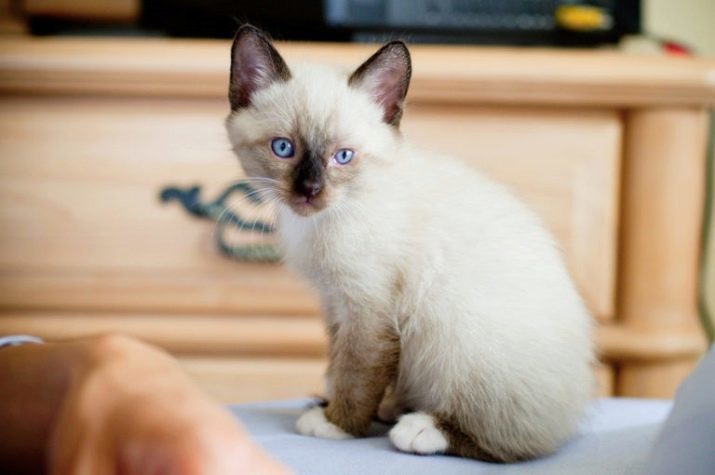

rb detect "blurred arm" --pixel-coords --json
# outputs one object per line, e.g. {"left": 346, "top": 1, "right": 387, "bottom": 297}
{"left": 0, "top": 335, "right": 289, "bottom": 474}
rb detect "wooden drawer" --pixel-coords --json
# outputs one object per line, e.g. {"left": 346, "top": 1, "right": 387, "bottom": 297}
{"left": 0, "top": 97, "right": 619, "bottom": 321}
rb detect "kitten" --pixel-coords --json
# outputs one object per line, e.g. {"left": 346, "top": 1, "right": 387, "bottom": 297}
{"left": 225, "top": 25, "right": 594, "bottom": 462}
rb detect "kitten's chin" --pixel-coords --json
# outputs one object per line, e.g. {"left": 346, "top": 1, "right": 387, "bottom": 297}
{"left": 287, "top": 196, "right": 327, "bottom": 217}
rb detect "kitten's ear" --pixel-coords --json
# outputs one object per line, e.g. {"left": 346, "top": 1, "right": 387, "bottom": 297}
{"left": 229, "top": 25, "right": 291, "bottom": 111}
{"left": 349, "top": 41, "right": 412, "bottom": 127}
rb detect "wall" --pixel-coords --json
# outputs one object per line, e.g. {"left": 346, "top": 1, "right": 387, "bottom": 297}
{"left": 644, "top": 0, "right": 715, "bottom": 56}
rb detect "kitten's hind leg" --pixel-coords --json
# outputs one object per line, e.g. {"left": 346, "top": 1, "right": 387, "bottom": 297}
{"left": 376, "top": 382, "right": 406, "bottom": 423}
{"left": 389, "top": 412, "right": 500, "bottom": 461}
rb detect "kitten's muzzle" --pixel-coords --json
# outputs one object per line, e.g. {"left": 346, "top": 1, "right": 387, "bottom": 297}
{"left": 292, "top": 149, "right": 325, "bottom": 200}
{"left": 288, "top": 192, "right": 326, "bottom": 216}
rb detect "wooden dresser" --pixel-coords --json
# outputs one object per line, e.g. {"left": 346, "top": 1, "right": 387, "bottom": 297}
{"left": 1, "top": 38, "right": 714, "bottom": 401}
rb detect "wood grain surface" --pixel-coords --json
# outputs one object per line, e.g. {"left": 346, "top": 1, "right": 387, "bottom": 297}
{"left": 0, "top": 96, "right": 620, "bottom": 320}
{"left": 1, "top": 37, "right": 714, "bottom": 106}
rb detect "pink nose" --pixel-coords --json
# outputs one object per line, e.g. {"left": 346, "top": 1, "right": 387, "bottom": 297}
{"left": 298, "top": 179, "right": 322, "bottom": 199}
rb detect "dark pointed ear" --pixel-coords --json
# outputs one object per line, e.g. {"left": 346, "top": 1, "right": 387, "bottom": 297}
{"left": 229, "top": 25, "right": 291, "bottom": 111}
{"left": 348, "top": 41, "right": 412, "bottom": 127}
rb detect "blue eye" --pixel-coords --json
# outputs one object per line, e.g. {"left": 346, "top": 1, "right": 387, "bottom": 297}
{"left": 270, "top": 138, "right": 295, "bottom": 158}
{"left": 333, "top": 148, "right": 355, "bottom": 165}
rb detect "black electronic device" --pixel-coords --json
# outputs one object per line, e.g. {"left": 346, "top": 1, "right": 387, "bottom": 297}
{"left": 32, "top": 0, "right": 641, "bottom": 46}
{"left": 323, "top": 0, "right": 640, "bottom": 45}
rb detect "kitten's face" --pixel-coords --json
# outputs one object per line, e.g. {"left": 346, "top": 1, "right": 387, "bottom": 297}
{"left": 226, "top": 65, "right": 380, "bottom": 216}
{"left": 225, "top": 26, "right": 411, "bottom": 217}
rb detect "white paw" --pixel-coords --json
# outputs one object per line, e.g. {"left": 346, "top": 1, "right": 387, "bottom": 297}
{"left": 295, "top": 406, "right": 352, "bottom": 440}
{"left": 389, "top": 412, "right": 449, "bottom": 455}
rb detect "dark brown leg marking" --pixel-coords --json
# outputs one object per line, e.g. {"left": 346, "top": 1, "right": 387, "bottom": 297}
{"left": 435, "top": 414, "right": 504, "bottom": 463}
{"left": 324, "top": 326, "right": 400, "bottom": 436}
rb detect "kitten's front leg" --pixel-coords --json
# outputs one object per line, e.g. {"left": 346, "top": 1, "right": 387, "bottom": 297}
{"left": 297, "top": 316, "right": 399, "bottom": 439}
{"left": 319, "top": 297, "right": 342, "bottom": 402}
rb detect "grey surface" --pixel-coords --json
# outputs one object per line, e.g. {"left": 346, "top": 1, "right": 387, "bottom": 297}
{"left": 230, "top": 398, "right": 672, "bottom": 475}
{"left": 643, "top": 345, "right": 715, "bottom": 475}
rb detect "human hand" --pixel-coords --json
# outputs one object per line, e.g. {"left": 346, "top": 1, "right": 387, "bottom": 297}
{"left": 0, "top": 334, "right": 289, "bottom": 474}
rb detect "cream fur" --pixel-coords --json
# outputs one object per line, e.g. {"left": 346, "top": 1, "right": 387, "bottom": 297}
{"left": 390, "top": 413, "right": 449, "bottom": 455}
{"left": 226, "top": 56, "right": 594, "bottom": 461}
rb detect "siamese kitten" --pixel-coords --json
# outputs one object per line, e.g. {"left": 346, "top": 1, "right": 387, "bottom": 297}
{"left": 225, "top": 25, "right": 594, "bottom": 462}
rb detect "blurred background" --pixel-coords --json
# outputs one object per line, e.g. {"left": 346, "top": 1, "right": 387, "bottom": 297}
{"left": 1, "top": 0, "right": 714, "bottom": 52}
{"left": 0, "top": 1, "right": 714, "bottom": 403}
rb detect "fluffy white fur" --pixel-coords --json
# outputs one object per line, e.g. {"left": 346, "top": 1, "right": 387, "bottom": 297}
{"left": 390, "top": 412, "right": 449, "bottom": 455}
{"left": 296, "top": 406, "right": 352, "bottom": 440}
{"left": 227, "top": 46, "right": 594, "bottom": 461}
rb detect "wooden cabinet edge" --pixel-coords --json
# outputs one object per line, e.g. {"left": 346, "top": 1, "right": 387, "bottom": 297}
{"left": 0, "top": 313, "right": 328, "bottom": 357}
{"left": 1, "top": 38, "right": 714, "bottom": 107}
{"left": 178, "top": 355, "right": 613, "bottom": 402}
{"left": 0, "top": 312, "right": 706, "bottom": 362}
{"left": 596, "top": 324, "right": 707, "bottom": 362}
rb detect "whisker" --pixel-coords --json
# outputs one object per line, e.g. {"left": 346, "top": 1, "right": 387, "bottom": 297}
{"left": 214, "top": 185, "right": 276, "bottom": 235}
{"left": 210, "top": 182, "right": 282, "bottom": 261}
